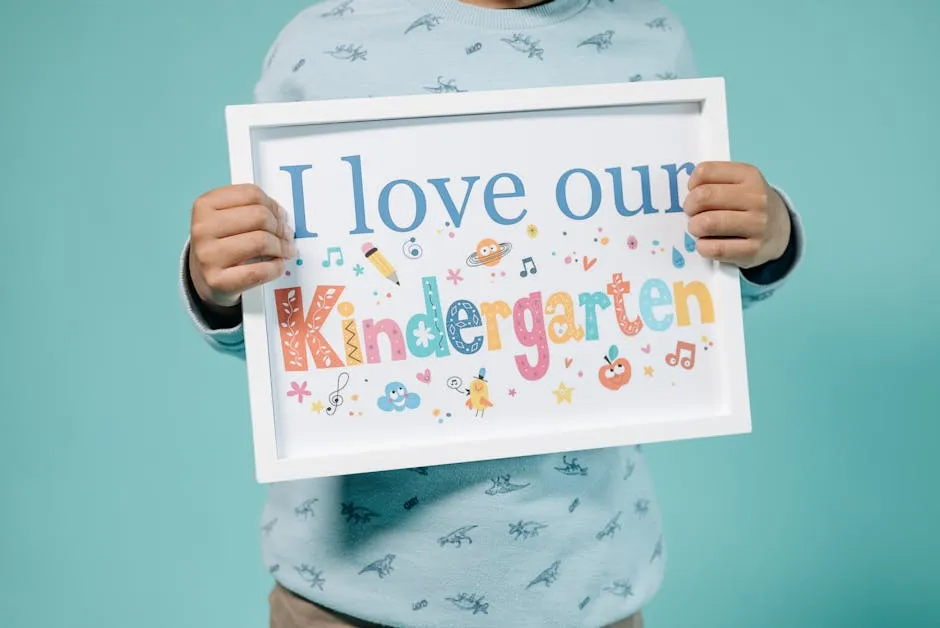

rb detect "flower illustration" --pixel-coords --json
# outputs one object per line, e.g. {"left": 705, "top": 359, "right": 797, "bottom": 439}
{"left": 288, "top": 381, "right": 311, "bottom": 404}
{"left": 446, "top": 268, "right": 464, "bottom": 286}
{"left": 413, "top": 321, "right": 435, "bottom": 348}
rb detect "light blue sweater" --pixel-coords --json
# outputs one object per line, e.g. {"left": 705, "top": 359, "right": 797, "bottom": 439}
{"left": 179, "top": 1, "right": 804, "bottom": 626}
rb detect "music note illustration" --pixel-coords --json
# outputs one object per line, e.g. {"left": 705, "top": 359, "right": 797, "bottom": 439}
{"left": 321, "top": 246, "right": 344, "bottom": 268}
{"left": 325, "top": 371, "right": 351, "bottom": 416}
{"left": 665, "top": 341, "right": 696, "bottom": 370}
{"left": 519, "top": 256, "right": 538, "bottom": 278}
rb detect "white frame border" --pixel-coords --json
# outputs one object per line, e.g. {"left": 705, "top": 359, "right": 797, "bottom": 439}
{"left": 225, "top": 77, "right": 750, "bottom": 483}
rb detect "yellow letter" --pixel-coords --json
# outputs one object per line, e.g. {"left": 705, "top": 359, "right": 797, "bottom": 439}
{"left": 673, "top": 281, "right": 715, "bottom": 326}
{"left": 479, "top": 301, "right": 511, "bottom": 350}
{"left": 545, "top": 291, "right": 585, "bottom": 344}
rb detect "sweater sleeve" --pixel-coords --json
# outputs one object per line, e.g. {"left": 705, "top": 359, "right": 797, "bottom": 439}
{"left": 178, "top": 239, "right": 246, "bottom": 359}
{"left": 738, "top": 185, "right": 805, "bottom": 309}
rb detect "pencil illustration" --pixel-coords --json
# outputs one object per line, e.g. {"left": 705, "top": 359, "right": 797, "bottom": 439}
{"left": 361, "top": 242, "right": 400, "bottom": 285}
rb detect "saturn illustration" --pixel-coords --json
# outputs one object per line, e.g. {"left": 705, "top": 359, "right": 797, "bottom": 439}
{"left": 466, "top": 238, "right": 513, "bottom": 268}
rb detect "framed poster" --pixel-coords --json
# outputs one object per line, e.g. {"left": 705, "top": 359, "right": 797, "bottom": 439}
{"left": 225, "top": 77, "right": 750, "bottom": 483}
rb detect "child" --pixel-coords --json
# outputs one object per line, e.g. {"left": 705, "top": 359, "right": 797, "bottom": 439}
{"left": 180, "top": 1, "right": 803, "bottom": 626}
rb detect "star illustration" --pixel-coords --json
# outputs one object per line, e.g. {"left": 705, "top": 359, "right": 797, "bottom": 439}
{"left": 353, "top": 264, "right": 365, "bottom": 277}
{"left": 508, "top": 388, "right": 517, "bottom": 397}
{"left": 644, "top": 366, "right": 654, "bottom": 377}
{"left": 553, "top": 382, "right": 574, "bottom": 404}
{"left": 311, "top": 400, "right": 324, "bottom": 413}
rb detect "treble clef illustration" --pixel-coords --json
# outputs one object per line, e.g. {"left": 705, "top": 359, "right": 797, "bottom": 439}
{"left": 325, "top": 372, "right": 351, "bottom": 416}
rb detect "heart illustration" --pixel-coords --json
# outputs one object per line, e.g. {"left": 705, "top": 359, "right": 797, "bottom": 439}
{"left": 416, "top": 369, "right": 432, "bottom": 384}
{"left": 641, "top": 344, "right": 651, "bottom": 354}
{"left": 582, "top": 256, "right": 598, "bottom": 271}
{"left": 565, "top": 358, "right": 574, "bottom": 368}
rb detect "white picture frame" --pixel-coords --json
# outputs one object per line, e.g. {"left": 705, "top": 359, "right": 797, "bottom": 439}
{"left": 225, "top": 77, "right": 750, "bottom": 483}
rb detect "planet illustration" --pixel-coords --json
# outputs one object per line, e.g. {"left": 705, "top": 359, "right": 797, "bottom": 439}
{"left": 466, "top": 238, "right": 513, "bottom": 268}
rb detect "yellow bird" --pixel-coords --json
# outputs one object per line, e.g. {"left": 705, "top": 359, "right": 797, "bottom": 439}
{"left": 466, "top": 368, "right": 494, "bottom": 417}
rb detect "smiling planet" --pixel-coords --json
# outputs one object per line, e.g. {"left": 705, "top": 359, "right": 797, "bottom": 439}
{"left": 466, "top": 238, "right": 512, "bottom": 268}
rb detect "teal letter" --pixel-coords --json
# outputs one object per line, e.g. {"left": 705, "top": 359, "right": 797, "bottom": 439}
{"left": 639, "top": 279, "right": 674, "bottom": 331}
{"left": 406, "top": 276, "right": 450, "bottom": 358}
{"left": 578, "top": 292, "right": 612, "bottom": 341}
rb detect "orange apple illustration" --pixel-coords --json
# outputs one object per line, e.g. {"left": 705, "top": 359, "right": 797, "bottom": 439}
{"left": 599, "top": 344, "right": 631, "bottom": 391}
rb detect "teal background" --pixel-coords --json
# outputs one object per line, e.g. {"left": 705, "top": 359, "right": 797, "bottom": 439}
{"left": 1, "top": 0, "right": 937, "bottom": 626}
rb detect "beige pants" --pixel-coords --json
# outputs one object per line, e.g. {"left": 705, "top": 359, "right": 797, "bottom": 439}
{"left": 270, "top": 583, "right": 644, "bottom": 628}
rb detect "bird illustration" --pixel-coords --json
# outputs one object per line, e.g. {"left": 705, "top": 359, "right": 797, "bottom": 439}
{"left": 465, "top": 368, "right": 493, "bottom": 417}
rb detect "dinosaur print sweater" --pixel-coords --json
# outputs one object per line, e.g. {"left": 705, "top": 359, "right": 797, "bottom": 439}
{"left": 179, "top": 1, "right": 804, "bottom": 625}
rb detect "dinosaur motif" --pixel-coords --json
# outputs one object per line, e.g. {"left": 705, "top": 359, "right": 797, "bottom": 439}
{"left": 554, "top": 455, "right": 588, "bottom": 476}
{"left": 438, "top": 525, "right": 478, "bottom": 548}
{"left": 324, "top": 44, "right": 367, "bottom": 62}
{"left": 359, "top": 554, "right": 396, "bottom": 578}
{"left": 405, "top": 13, "right": 442, "bottom": 34}
{"left": 508, "top": 520, "right": 548, "bottom": 541}
{"left": 295, "top": 564, "right": 326, "bottom": 590}
{"left": 445, "top": 593, "right": 489, "bottom": 615}
{"left": 485, "top": 474, "right": 530, "bottom": 495}
{"left": 321, "top": 0, "right": 354, "bottom": 17}
{"left": 294, "top": 498, "right": 318, "bottom": 520}
{"left": 604, "top": 579, "right": 634, "bottom": 598}
{"left": 260, "top": 517, "right": 278, "bottom": 535}
{"left": 424, "top": 76, "right": 465, "bottom": 94}
{"left": 501, "top": 33, "right": 544, "bottom": 60}
{"left": 341, "top": 502, "right": 380, "bottom": 524}
{"left": 527, "top": 560, "right": 561, "bottom": 589}
{"left": 578, "top": 30, "right": 615, "bottom": 52}
{"left": 595, "top": 511, "right": 623, "bottom": 541}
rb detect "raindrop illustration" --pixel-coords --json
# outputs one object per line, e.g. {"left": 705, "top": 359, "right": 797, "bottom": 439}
{"left": 684, "top": 232, "right": 696, "bottom": 253}
{"left": 672, "top": 247, "right": 685, "bottom": 269}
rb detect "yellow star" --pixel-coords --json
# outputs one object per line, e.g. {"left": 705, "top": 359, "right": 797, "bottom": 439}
{"left": 553, "top": 382, "right": 574, "bottom": 404}
{"left": 310, "top": 400, "right": 324, "bottom": 413}
{"left": 644, "top": 366, "right": 654, "bottom": 377}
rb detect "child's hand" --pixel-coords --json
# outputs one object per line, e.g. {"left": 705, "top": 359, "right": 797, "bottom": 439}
{"left": 188, "top": 184, "right": 296, "bottom": 310}
{"left": 684, "top": 162, "right": 792, "bottom": 269}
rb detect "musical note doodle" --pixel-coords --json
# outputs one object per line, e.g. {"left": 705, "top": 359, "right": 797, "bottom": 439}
{"left": 321, "top": 246, "right": 344, "bottom": 268}
{"left": 325, "top": 371, "right": 351, "bottom": 415}
{"left": 519, "top": 256, "right": 538, "bottom": 278}
{"left": 665, "top": 341, "right": 696, "bottom": 370}
{"left": 446, "top": 376, "right": 465, "bottom": 394}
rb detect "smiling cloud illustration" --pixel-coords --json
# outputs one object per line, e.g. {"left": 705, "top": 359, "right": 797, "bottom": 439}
{"left": 377, "top": 381, "right": 422, "bottom": 412}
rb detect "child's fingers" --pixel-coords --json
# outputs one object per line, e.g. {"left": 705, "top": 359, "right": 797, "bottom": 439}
{"left": 214, "top": 231, "right": 297, "bottom": 268}
{"left": 208, "top": 203, "right": 294, "bottom": 241}
{"left": 688, "top": 161, "right": 759, "bottom": 189}
{"left": 208, "top": 259, "right": 286, "bottom": 295}
{"left": 695, "top": 237, "right": 761, "bottom": 265}
{"left": 688, "top": 210, "right": 766, "bottom": 239}
{"left": 683, "top": 184, "right": 766, "bottom": 216}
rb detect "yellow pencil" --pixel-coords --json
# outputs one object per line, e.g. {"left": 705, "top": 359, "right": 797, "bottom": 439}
{"left": 361, "top": 242, "right": 400, "bottom": 285}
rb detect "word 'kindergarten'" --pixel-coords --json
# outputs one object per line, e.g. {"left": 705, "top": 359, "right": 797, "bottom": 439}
{"left": 279, "top": 156, "right": 696, "bottom": 237}
{"left": 274, "top": 274, "right": 715, "bottom": 382}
